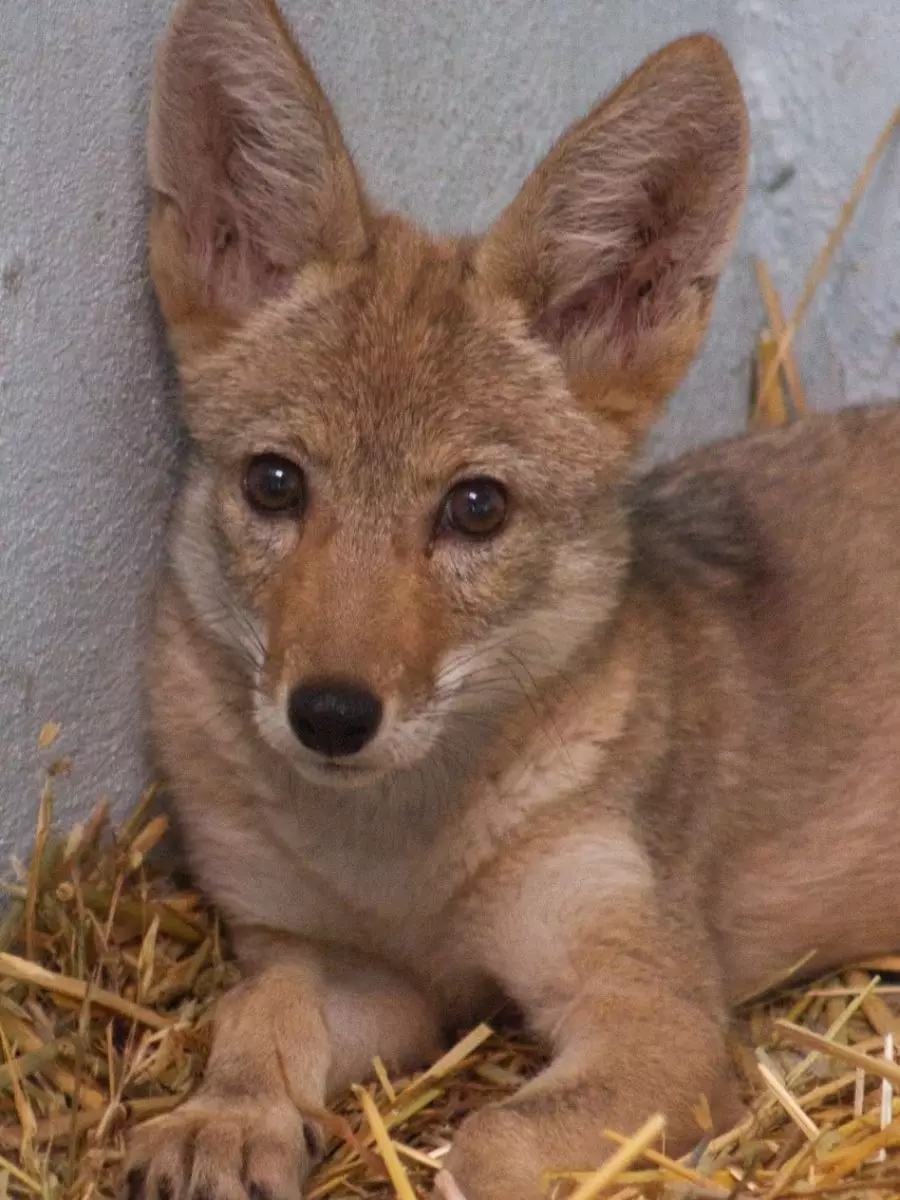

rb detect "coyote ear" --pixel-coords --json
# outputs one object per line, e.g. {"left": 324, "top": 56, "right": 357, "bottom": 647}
{"left": 477, "top": 35, "right": 749, "bottom": 440}
{"left": 148, "top": 0, "right": 370, "bottom": 356}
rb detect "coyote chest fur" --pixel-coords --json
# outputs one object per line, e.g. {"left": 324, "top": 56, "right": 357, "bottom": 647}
{"left": 127, "top": 3, "right": 900, "bottom": 1199}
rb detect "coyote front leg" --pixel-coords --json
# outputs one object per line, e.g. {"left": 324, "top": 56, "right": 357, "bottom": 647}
{"left": 439, "top": 828, "right": 736, "bottom": 1200}
{"left": 125, "top": 929, "right": 442, "bottom": 1200}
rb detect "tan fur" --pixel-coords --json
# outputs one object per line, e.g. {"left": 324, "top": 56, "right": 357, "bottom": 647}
{"left": 126, "top": 4, "right": 900, "bottom": 1199}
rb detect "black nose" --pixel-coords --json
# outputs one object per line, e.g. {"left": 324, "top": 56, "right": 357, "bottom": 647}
{"left": 287, "top": 681, "right": 383, "bottom": 757}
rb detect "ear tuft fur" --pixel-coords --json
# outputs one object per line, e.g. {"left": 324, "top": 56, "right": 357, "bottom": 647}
{"left": 477, "top": 35, "right": 750, "bottom": 436}
{"left": 148, "top": 0, "right": 369, "bottom": 352}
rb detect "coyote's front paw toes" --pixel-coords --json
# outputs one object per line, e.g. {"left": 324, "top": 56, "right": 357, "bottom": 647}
{"left": 123, "top": 1092, "right": 323, "bottom": 1200}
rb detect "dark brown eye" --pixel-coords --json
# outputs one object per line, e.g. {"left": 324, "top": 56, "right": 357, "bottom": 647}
{"left": 441, "top": 477, "right": 508, "bottom": 540}
{"left": 243, "top": 454, "right": 306, "bottom": 516}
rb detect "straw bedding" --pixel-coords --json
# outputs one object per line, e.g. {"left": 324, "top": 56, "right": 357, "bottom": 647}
{"left": 2, "top": 105, "right": 898, "bottom": 1200}
{"left": 5, "top": 784, "right": 900, "bottom": 1200}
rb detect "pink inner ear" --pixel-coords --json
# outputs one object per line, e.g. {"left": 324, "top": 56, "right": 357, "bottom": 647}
{"left": 537, "top": 240, "right": 682, "bottom": 360}
{"left": 149, "top": 0, "right": 371, "bottom": 331}
{"left": 188, "top": 186, "right": 294, "bottom": 314}
{"left": 534, "top": 162, "right": 721, "bottom": 361}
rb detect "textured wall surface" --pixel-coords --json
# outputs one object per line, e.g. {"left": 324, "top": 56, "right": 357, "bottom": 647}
{"left": 2, "top": 0, "right": 898, "bottom": 858}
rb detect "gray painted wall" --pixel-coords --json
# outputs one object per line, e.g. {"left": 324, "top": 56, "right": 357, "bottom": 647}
{"left": 2, "top": 0, "right": 898, "bottom": 858}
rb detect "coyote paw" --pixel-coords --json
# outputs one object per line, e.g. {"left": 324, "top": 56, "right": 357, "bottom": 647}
{"left": 122, "top": 1092, "right": 324, "bottom": 1200}
{"left": 434, "top": 1106, "right": 549, "bottom": 1200}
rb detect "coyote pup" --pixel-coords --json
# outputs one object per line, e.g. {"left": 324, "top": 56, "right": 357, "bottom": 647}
{"left": 127, "top": 2, "right": 900, "bottom": 1198}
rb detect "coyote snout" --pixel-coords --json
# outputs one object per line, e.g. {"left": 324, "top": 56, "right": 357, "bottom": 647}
{"left": 250, "top": 504, "right": 614, "bottom": 786}
{"left": 286, "top": 682, "right": 383, "bottom": 758}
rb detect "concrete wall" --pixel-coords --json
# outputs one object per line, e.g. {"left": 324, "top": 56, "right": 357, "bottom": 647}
{"left": 2, "top": 0, "right": 898, "bottom": 858}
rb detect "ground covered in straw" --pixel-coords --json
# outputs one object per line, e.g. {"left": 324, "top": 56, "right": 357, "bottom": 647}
{"left": 4, "top": 781, "right": 900, "bottom": 1200}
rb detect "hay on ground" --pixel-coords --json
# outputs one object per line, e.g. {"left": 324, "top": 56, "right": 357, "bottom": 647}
{"left": 4, "top": 788, "right": 900, "bottom": 1200}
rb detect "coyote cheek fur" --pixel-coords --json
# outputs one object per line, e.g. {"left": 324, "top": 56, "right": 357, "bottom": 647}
{"left": 124, "top": 2, "right": 900, "bottom": 1199}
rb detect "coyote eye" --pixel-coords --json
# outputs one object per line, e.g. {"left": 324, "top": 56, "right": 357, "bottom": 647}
{"left": 440, "top": 477, "right": 508, "bottom": 540}
{"left": 243, "top": 454, "right": 306, "bottom": 516}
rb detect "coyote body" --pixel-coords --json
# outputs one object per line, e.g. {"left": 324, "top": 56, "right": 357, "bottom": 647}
{"left": 126, "top": 3, "right": 900, "bottom": 1198}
